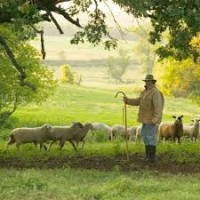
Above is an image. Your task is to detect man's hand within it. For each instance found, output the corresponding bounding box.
[123,96,128,104]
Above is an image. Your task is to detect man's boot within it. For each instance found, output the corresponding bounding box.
[148,145,156,163]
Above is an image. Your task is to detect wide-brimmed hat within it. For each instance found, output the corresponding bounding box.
[142,74,157,82]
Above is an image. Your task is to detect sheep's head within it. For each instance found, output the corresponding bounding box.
[172,115,183,127]
[84,123,93,130]
[71,122,83,128]
[191,119,200,127]
[41,124,52,130]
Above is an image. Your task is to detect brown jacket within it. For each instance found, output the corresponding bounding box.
[126,85,164,125]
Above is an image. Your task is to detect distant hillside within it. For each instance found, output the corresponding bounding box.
[40,21,136,41]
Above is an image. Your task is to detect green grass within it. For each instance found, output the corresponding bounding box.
[1,167,200,200]
[1,84,200,199]
[9,84,200,128]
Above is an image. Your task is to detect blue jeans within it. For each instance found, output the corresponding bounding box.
[141,123,158,146]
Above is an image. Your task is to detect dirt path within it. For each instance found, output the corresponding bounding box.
[0,153,199,174]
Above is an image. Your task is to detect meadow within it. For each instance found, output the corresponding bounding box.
[1,36,200,199]
[1,84,200,200]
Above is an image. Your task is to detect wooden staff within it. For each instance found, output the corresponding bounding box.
[115,91,129,162]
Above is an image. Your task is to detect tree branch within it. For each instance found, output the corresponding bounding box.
[31,26,46,59]
[0,35,36,90]
[53,6,82,28]
[48,11,64,34]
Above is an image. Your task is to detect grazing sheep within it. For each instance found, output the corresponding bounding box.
[48,122,83,151]
[127,126,138,141]
[183,119,200,141]
[91,122,112,140]
[69,122,94,149]
[5,124,52,151]
[111,124,137,141]
[135,126,142,142]
[158,115,184,143]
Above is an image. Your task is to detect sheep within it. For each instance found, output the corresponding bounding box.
[127,126,138,141]
[158,115,184,143]
[5,124,52,151]
[48,122,83,151]
[111,124,137,141]
[135,126,142,142]
[91,122,112,140]
[69,122,94,149]
[183,119,200,141]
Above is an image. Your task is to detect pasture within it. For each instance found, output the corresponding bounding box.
[1,36,200,199]
[1,85,200,200]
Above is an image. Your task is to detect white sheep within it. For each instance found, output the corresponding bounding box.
[91,122,112,140]
[135,126,142,142]
[127,126,138,141]
[48,122,83,151]
[183,119,200,141]
[111,124,137,141]
[5,124,52,151]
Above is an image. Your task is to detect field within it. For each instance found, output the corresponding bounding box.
[1,36,200,199]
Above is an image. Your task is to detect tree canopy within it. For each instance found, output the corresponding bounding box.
[1,0,200,64]
[113,0,200,62]
[1,0,200,89]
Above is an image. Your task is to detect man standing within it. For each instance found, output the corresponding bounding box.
[123,74,164,163]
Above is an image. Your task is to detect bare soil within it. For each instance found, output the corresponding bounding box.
[0,153,199,174]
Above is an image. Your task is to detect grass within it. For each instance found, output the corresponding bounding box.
[1,83,200,199]
[1,167,200,200]
[8,84,200,128]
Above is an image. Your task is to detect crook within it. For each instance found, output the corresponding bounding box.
[115,91,126,98]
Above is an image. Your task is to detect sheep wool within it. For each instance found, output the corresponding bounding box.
[5,124,52,151]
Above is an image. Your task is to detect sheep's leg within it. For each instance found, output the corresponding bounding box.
[80,140,85,149]
[48,141,55,151]
[40,143,47,151]
[33,142,37,148]
[16,143,20,150]
[4,143,10,152]
[5,136,15,152]
[59,140,65,150]
[69,141,77,151]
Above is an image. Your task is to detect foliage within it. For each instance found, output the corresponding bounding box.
[0,0,117,52]
[153,56,200,101]
[60,64,74,84]
[107,47,130,82]
[129,20,158,74]
[0,25,57,124]
[2,0,200,63]
[114,0,200,61]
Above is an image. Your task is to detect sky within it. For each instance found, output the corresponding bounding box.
[56,0,135,27]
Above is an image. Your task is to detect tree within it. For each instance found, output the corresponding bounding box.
[129,20,158,74]
[1,0,200,70]
[107,47,130,82]
[0,0,118,91]
[153,57,200,101]
[113,0,200,61]
[0,25,57,124]
[60,64,74,84]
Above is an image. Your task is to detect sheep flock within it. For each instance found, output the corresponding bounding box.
[4,116,200,152]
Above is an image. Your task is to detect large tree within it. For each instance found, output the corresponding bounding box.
[113,0,200,62]
[1,0,200,86]
[0,25,57,124]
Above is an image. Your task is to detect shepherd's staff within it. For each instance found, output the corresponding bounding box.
[115,91,129,163]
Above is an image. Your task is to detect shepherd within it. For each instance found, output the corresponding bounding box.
[123,74,164,163]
